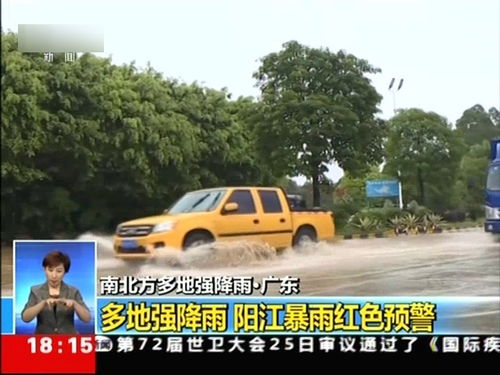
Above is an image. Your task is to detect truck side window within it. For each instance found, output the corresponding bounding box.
[258,190,283,213]
[226,190,256,214]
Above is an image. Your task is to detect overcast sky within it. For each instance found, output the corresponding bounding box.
[2,0,499,183]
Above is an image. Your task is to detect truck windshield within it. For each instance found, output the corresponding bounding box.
[167,190,227,213]
[487,165,500,191]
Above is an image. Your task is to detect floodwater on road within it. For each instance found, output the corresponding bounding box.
[91,228,500,296]
[3,229,499,333]
[2,229,499,296]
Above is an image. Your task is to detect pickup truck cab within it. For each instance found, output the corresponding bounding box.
[114,187,335,258]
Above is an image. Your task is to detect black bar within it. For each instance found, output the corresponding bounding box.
[96,334,499,371]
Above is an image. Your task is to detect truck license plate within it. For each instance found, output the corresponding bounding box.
[121,240,138,249]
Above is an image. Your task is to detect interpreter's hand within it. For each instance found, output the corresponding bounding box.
[45,298,59,308]
[58,299,75,309]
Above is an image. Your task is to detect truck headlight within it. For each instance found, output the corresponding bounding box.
[152,221,176,233]
[485,206,500,220]
[115,225,122,234]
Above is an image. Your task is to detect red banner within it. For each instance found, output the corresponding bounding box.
[1,335,96,374]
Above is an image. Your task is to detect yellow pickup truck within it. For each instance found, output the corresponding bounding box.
[114,187,335,258]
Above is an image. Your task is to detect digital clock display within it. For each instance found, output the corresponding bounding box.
[27,336,94,354]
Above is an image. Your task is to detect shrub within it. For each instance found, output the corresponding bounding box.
[442,209,466,222]
[427,214,444,232]
[390,216,408,235]
[402,214,420,232]
[333,201,361,230]
[358,207,403,229]
[406,200,431,217]
[352,217,375,234]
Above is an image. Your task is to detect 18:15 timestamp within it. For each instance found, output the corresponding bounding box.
[27,336,94,354]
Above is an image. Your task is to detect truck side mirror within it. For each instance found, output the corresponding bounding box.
[223,202,239,213]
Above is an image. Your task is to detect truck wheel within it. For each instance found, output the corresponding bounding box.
[293,227,317,247]
[183,232,214,250]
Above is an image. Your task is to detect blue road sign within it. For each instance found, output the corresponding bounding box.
[366,180,400,198]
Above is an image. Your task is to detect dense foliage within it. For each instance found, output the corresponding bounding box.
[2,34,498,240]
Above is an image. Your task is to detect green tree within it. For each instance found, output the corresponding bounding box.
[1,32,52,237]
[228,96,279,186]
[451,140,490,219]
[2,30,280,240]
[384,109,465,211]
[78,61,202,225]
[489,107,500,128]
[456,104,500,146]
[171,85,267,188]
[254,41,385,206]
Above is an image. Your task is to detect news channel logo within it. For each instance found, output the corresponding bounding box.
[95,336,113,352]
[18,24,104,62]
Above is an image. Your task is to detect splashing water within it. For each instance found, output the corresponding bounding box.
[179,240,277,269]
[77,232,125,269]
[78,232,289,275]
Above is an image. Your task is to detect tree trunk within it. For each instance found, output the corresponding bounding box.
[417,167,425,205]
[312,169,321,207]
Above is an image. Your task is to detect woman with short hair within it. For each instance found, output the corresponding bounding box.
[21,250,91,334]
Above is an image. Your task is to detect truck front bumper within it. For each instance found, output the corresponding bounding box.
[113,233,183,259]
[484,220,500,233]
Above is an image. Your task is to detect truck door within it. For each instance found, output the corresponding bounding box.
[214,189,263,243]
[256,189,294,248]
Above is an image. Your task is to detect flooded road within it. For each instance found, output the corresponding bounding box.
[89,229,500,296]
[2,228,499,296]
[3,228,499,332]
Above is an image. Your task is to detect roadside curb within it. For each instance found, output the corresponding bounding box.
[341,226,483,240]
